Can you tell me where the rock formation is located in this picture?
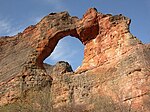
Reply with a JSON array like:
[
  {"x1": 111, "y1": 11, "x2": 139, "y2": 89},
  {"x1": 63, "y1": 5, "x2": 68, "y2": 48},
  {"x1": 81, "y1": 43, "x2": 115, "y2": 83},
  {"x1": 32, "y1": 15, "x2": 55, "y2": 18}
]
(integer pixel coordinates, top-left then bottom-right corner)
[{"x1": 0, "y1": 8, "x2": 150, "y2": 112}]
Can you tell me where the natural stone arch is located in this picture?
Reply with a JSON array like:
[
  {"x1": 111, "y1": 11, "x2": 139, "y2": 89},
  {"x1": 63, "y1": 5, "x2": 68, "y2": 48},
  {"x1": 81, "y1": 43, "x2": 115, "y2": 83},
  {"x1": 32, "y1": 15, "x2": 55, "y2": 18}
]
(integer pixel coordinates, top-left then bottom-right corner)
[
  {"x1": 17, "y1": 8, "x2": 131, "y2": 73},
  {"x1": 0, "y1": 7, "x2": 132, "y2": 82},
  {"x1": 33, "y1": 8, "x2": 99, "y2": 71},
  {"x1": 0, "y1": 8, "x2": 99, "y2": 87}
]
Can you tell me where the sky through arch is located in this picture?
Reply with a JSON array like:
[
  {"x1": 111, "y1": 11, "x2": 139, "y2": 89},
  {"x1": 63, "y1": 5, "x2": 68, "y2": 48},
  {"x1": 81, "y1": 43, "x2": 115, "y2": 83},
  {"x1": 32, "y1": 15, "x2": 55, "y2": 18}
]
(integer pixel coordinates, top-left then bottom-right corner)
[{"x1": 44, "y1": 36, "x2": 84, "y2": 70}]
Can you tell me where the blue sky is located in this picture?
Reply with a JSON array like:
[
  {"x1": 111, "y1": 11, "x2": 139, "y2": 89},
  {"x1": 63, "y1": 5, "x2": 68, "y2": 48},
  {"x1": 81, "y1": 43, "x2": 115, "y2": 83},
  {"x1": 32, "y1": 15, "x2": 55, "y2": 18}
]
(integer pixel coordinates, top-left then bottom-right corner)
[{"x1": 0, "y1": 0, "x2": 150, "y2": 70}]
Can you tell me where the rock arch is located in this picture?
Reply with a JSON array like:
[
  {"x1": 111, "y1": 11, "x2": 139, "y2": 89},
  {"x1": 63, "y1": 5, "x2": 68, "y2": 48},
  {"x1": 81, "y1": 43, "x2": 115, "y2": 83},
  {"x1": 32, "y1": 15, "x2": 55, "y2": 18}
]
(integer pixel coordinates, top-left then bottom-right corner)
[
  {"x1": 23, "y1": 8, "x2": 99, "y2": 71},
  {"x1": 0, "y1": 8, "x2": 133, "y2": 84},
  {"x1": 31, "y1": 8, "x2": 132, "y2": 73}
]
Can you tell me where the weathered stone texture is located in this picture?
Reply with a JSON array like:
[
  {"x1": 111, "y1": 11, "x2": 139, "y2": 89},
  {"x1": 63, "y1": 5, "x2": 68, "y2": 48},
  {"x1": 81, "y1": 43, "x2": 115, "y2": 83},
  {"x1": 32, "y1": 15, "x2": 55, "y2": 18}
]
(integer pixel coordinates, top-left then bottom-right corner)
[{"x1": 0, "y1": 8, "x2": 150, "y2": 111}]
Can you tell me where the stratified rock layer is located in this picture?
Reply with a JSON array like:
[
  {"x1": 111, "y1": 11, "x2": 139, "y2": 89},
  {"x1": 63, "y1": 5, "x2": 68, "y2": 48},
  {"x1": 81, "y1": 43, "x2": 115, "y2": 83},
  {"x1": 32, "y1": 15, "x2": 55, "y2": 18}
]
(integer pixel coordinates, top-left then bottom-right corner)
[{"x1": 0, "y1": 8, "x2": 150, "y2": 112}]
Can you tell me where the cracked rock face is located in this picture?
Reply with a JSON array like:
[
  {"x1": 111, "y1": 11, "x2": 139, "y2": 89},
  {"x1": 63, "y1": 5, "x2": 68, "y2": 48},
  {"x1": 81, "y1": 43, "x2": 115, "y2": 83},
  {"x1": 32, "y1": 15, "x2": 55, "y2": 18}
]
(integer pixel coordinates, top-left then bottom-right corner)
[{"x1": 0, "y1": 8, "x2": 150, "y2": 111}]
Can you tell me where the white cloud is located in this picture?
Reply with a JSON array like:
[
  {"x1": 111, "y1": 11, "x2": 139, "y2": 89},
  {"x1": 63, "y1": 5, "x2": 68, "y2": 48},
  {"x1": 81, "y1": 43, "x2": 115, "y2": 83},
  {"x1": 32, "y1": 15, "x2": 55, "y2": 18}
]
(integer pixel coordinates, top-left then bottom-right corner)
[
  {"x1": 0, "y1": 18, "x2": 11, "y2": 35},
  {"x1": 0, "y1": 18, "x2": 23, "y2": 36},
  {"x1": 8, "y1": 28, "x2": 24, "y2": 36},
  {"x1": 49, "y1": 40, "x2": 78, "y2": 63},
  {"x1": 44, "y1": 38, "x2": 84, "y2": 70}
]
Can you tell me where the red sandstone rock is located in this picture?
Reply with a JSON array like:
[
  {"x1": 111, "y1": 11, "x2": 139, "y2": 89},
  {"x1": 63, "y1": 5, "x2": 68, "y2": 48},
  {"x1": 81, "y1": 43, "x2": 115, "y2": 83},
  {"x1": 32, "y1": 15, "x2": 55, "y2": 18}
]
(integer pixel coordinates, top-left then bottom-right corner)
[{"x1": 0, "y1": 8, "x2": 150, "y2": 111}]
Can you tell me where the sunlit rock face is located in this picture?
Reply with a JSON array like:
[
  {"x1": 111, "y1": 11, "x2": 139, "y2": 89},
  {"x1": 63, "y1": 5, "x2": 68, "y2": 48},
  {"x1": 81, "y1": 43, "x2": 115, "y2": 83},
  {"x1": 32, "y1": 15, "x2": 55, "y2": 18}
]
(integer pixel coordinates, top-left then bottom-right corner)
[{"x1": 0, "y1": 8, "x2": 150, "y2": 112}]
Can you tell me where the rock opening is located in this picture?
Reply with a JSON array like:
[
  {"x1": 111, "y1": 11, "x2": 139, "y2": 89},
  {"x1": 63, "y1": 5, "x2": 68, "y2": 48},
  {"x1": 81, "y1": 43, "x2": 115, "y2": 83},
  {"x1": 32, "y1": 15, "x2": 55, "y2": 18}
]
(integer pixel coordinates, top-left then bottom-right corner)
[{"x1": 44, "y1": 36, "x2": 84, "y2": 70}]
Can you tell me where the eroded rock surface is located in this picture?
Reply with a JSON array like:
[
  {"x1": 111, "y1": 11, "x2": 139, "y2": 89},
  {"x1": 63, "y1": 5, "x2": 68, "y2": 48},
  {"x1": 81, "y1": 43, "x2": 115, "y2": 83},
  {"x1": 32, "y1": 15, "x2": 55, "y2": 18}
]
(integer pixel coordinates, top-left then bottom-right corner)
[{"x1": 0, "y1": 8, "x2": 150, "y2": 112}]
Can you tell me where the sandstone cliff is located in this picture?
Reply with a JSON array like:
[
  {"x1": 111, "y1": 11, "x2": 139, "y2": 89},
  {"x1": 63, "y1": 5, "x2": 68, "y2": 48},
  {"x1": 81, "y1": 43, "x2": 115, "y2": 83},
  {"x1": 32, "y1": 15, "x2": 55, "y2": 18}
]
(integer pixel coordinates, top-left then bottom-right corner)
[{"x1": 0, "y1": 8, "x2": 150, "y2": 112}]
